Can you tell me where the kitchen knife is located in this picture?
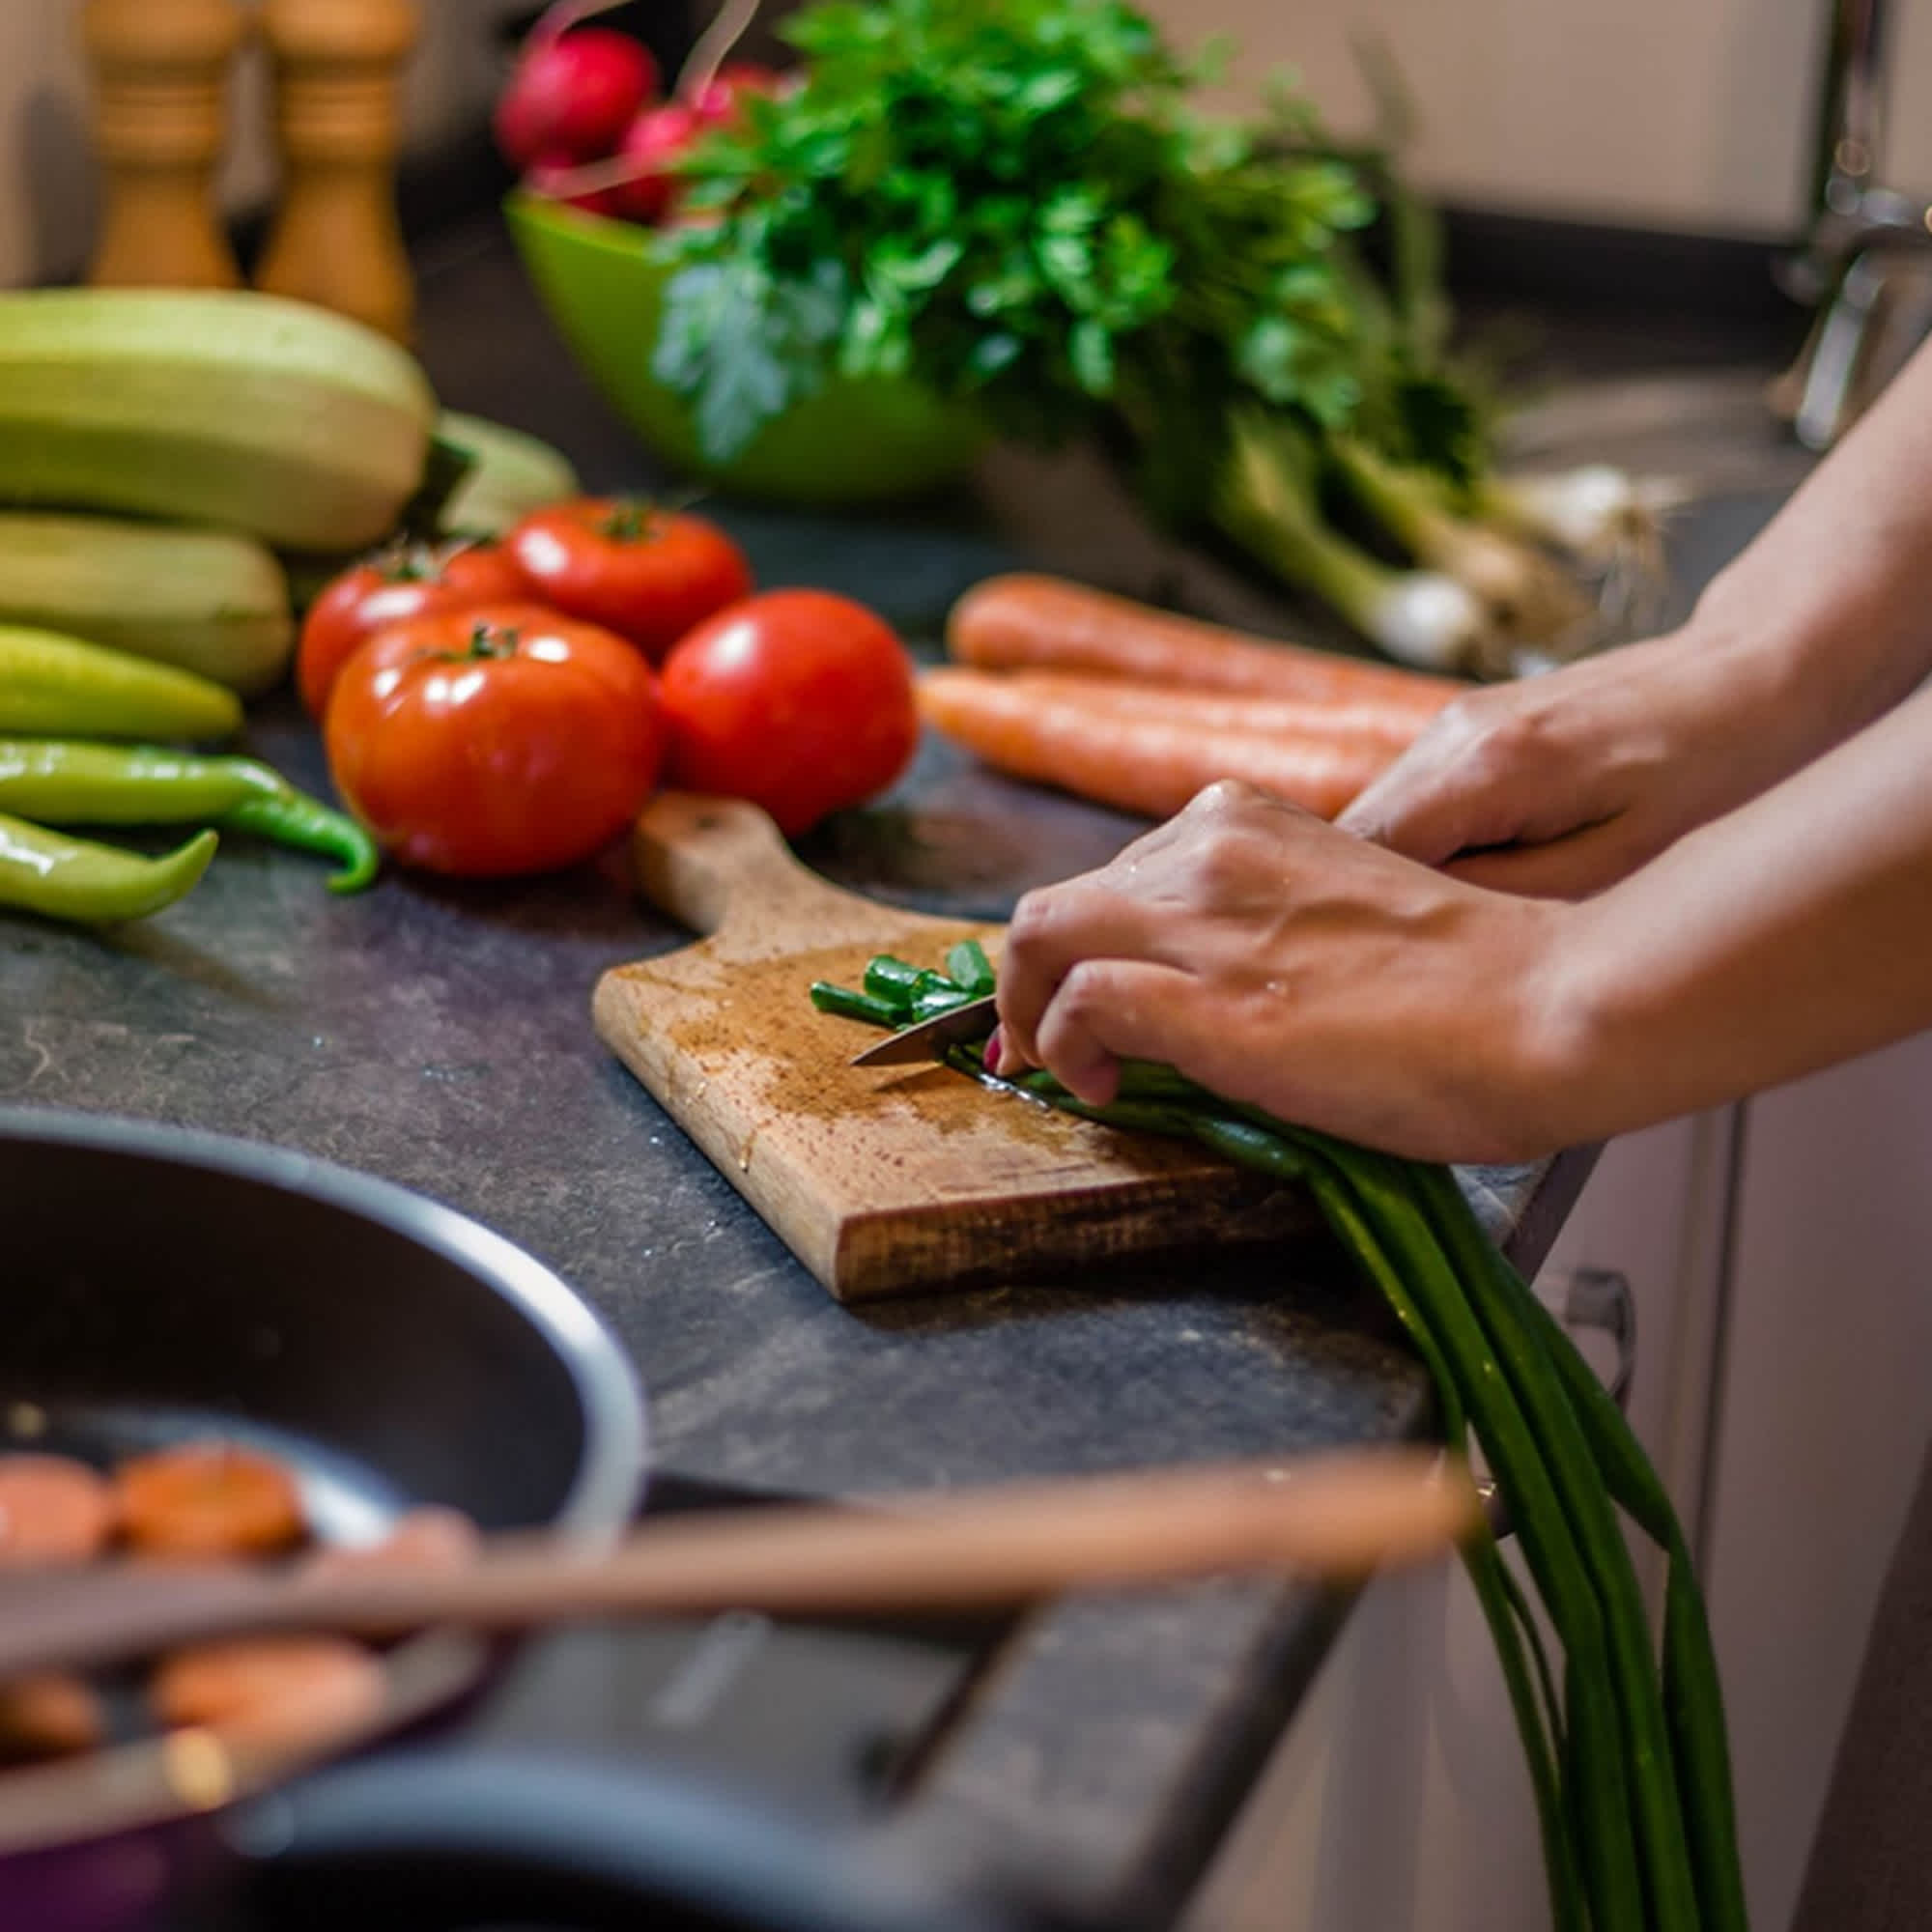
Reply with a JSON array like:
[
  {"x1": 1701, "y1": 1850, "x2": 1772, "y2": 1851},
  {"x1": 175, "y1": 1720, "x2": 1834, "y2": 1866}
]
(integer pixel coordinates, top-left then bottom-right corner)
[{"x1": 849, "y1": 993, "x2": 1000, "y2": 1066}]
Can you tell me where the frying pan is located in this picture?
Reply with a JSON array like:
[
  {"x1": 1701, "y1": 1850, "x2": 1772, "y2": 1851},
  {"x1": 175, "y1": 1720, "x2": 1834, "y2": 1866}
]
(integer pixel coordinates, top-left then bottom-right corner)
[
  {"x1": 0, "y1": 1111, "x2": 1106, "y2": 1932},
  {"x1": 0, "y1": 1103, "x2": 648, "y2": 1931}
]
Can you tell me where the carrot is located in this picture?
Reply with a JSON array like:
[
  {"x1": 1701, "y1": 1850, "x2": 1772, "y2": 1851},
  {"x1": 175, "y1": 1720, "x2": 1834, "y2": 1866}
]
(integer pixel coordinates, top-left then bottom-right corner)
[
  {"x1": 0, "y1": 1454, "x2": 117, "y2": 1565},
  {"x1": 114, "y1": 1442, "x2": 307, "y2": 1560},
  {"x1": 918, "y1": 667, "x2": 1394, "y2": 821},
  {"x1": 151, "y1": 1635, "x2": 385, "y2": 1751},
  {"x1": 948, "y1": 574, "x2": 1468, "y2": 719},
  {"x1": 298, "y1": 1505, "x2": 481, "y2": 1581},
  {"x1": 981, "y1": 670, "x2": 1431, "y2": 753},
  {"x1": 0, "y1": 1674, "x2": 106, "y2": 1762}
]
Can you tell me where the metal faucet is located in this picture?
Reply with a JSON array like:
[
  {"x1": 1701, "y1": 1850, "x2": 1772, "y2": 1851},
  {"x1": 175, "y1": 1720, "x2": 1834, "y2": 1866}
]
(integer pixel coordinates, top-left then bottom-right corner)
[{"x1": 1773, "y1": 0, "x2": 1932, "y2": 448}]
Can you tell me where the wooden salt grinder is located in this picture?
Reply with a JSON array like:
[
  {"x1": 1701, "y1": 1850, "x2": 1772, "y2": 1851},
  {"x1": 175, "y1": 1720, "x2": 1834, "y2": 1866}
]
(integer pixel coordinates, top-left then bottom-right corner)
[
  {"x1": 81, "y1": 0, "x2": 245, "y2": 290},
  {"x1": 254, "y1": 0, "x2": 419, "y2": 344}
]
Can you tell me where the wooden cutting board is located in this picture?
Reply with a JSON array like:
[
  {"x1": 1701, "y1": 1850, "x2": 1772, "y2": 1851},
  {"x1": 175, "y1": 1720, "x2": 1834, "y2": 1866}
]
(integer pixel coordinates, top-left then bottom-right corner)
[{"x1": 593, "y1": 794, "x2": 1313, "y2": 1301}]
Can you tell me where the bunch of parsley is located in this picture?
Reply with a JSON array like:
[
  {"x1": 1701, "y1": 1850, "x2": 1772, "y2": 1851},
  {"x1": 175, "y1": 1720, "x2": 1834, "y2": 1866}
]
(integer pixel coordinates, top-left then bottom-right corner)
[
  {"x1": 645, "y1": 0, "x2": 1544, "y2": 666},
  {"x1": 656, "y1": 1, "x2": 1446, "y2": 468}
]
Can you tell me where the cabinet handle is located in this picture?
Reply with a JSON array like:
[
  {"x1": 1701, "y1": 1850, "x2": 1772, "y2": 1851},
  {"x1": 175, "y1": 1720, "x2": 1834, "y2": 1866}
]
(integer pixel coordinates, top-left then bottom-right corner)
[
  {"x1": 1545, "y1": 1264, "x2": 1637, "y2": 1412},
  {"x1": 1479, "y1": 1266, "x2": 1637, "y2": 1537}
]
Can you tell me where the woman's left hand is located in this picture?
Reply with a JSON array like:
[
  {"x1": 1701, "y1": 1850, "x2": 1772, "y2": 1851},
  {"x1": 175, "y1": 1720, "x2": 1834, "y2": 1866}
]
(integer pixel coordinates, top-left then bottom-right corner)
[{"x1": 990, "y1": 781, "x2": 1583, "y2": 1164}]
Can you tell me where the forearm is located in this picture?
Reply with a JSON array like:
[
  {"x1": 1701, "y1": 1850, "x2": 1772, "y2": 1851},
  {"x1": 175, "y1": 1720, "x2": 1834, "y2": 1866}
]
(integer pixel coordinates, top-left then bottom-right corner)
[
  {"x1": 1689, "y1": 337, "x2": 1932, "y2": 740},
  {"x1": 1548, "y1": 680, "x2": 1932, "y2": 1139}
]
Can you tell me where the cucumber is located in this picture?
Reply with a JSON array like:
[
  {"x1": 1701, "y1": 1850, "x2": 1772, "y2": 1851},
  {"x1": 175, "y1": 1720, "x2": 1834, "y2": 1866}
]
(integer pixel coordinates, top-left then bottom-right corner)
[
  {"x1": 0, "y1": 514, "x2": 294, "y2": 696},
  {"x1": 0, "y1": 289, "x2": 438, "y2": 554},
  {"x1": 436, "y1": 410, "x2": 581, "y2": 536}
]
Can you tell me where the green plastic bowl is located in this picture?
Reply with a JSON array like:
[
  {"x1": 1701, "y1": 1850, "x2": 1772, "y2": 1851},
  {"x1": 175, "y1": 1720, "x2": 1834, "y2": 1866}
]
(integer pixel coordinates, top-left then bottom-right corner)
[{"x1": 504, "y1": 191, "x2": 985, "y2": 508}]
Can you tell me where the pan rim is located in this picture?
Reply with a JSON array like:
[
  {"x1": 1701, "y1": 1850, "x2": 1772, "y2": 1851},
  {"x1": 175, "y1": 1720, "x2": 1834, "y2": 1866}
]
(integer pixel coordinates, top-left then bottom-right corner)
[
  {"x1": 0, "y1": 1101, "x2": 649, "y2": 1537},
  {"x1": 0, "y1": 1102, "x2": 650, "y2": 1860}
]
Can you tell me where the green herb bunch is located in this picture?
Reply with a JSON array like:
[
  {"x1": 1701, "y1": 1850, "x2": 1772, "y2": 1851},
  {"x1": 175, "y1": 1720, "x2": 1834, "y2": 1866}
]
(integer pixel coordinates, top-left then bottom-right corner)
[
  {"x1": 653, "y1": 0, "x2": 1379, "y2": 480},
  {"x1": 646, "y1": 0, "x2": 1629, "y2": 672}
]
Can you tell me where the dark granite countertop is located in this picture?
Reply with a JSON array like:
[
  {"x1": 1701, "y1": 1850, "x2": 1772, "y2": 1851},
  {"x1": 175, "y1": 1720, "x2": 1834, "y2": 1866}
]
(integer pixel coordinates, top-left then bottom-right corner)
[{"x1": 2, "y1": 213, "x2": 1798, "y2": 1927}]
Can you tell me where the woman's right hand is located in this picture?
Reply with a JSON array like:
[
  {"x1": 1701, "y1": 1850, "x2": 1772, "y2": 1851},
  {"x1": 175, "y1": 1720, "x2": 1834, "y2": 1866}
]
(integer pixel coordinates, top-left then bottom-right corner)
[{"x1": 1336, "y1": 620, "x2": 1828, "y2": 897}]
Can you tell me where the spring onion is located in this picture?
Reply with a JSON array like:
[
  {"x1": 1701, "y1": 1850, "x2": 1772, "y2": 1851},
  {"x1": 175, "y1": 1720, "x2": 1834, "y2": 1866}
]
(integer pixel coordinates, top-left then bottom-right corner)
[
  {"x1": 1214, "y1": 412, "x2": 1501, "y2": 674},
  {"x1": 1328, "y1": 436, "x2": 1598, "y2": 666}
]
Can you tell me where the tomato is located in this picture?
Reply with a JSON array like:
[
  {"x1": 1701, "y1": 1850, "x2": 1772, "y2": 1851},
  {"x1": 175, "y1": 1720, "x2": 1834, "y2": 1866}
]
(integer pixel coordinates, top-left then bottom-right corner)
[
  {"x1": 298, "y1": 541, "x2": 529, "y2": 718},
  {"x1": 324, "y1": 604, "x2": 664, "y2": 877},
  {"x1": 658, "y1": 590, "x2": 920, "y2": 836},
  {"x1": 504, "y1": 498, "x2": 753, "y2": 662}
]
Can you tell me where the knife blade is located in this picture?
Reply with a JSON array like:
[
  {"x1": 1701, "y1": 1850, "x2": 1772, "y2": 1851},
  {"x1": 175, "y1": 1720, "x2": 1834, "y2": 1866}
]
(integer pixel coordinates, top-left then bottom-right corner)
[{"x1": 849, "y1": 994, "x2": 1001, "y2": 1066}]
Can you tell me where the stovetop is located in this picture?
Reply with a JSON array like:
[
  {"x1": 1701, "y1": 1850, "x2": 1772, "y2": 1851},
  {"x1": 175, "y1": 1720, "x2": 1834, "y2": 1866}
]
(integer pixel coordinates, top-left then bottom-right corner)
[
  {"x1": 157, "y1": 1474, "x2": 1023, "y2": 1932},
  {"x1": 454, "y1": 1472, "x2": 1016, "y2": 1825}
]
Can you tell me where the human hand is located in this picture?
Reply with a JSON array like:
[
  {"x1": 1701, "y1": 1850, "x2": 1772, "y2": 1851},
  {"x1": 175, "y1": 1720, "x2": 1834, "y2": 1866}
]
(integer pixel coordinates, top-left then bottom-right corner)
[
  {"x1": 989, "y1": 781, "x2": 1580, "y2": 1163},
  {"x1": 1337, "y1": 624, "x2": 1821, "y2": 897}
]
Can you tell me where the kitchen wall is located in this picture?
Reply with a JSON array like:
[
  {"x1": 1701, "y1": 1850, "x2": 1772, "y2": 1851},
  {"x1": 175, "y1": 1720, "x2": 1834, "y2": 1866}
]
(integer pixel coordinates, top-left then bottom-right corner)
[
  {"x1": 1142, "y1": 0, "x2": 1932, "y2": 238},
  {"x1": 0, "y1": 0, "x2": 525, "y2": 289},
  {"x1": 8, "y1": 0, "x2": 1931, "y2": 286}
]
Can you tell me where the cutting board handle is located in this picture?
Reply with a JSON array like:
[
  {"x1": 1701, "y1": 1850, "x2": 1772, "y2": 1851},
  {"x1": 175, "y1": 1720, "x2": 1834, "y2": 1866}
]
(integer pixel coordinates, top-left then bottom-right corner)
[{"x1": 632, "y1": 793, "x2": 854, "y2": 939}]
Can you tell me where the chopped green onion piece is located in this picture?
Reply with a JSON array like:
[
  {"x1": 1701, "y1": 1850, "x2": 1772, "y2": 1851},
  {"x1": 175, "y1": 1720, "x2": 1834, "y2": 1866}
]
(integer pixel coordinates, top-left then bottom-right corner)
[{"x1": 946, "y1": 938, "x2": 996, "y2": 996}]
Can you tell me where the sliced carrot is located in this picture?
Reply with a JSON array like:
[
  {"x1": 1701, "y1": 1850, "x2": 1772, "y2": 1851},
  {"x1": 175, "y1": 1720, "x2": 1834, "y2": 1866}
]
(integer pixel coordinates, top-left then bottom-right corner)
[
  {"x1": 918, "y1": 667, "x2": 1394, "y2": 821},
  {"x1": 982, "y1": 669, "x2": 1430, "y2": 752},
  {"x1": 151, "y1": 1636, "x2": 385, "y2": 1752},
  {"x1": 0, "y1": 1455, "x2": 117, "y2": 1565},
  {"x1": 947, "y1": 574, "x2": 1467, "y2": 719},
  {"x1": 0, "y1": 1674, "x2": 107, "y2": 1762},
  {"x1": 114, "y1": 1442, "x2": 306, "y2": 1560},
  {"x1": 298, "y1": 1505, "x2": 481, "y2": 1581}
]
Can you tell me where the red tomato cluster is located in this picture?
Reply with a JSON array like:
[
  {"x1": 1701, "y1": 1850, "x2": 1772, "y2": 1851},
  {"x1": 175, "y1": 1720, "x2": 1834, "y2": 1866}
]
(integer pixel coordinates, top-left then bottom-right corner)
[
  {"x1": 305, "y1": 500, "x2": 921, "y2": 879},
  {"x1": 493, "y1": 1, "x2": 781, "y2": 227}
]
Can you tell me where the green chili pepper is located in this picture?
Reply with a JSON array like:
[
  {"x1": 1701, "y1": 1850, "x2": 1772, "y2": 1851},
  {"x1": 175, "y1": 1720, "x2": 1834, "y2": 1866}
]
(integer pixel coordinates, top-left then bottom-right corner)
[
  {"x1": 0, "y1": 811, "x2": 216, "y2": 923},
  {"x1": 219, "y1": 793, "x2": 380, "y2": 895},
  {"x1": 0, "y1": 740, "x2": 277, "y2": 820},
  {"x1": 0, "y1": 625, "x2": 242, "y2": 744},
  {"x1": 0, "y1": 741, "x2": 380, "y2": 895}
]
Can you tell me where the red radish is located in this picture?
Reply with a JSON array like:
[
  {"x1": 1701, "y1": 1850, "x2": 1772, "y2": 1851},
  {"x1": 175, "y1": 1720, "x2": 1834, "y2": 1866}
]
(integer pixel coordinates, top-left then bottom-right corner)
[
  {"x1": 524, "y1": 153, "x2": 625, "y2": 218},
  {"x1": 689, "y1": 62, "x2": 781, "y2": 127},
  {"x1": 495, "y1": 26, "x2": 658, "y2": 170},
  {"x1": 610, "y1": 101, "x2": 704, "y2": 223}
]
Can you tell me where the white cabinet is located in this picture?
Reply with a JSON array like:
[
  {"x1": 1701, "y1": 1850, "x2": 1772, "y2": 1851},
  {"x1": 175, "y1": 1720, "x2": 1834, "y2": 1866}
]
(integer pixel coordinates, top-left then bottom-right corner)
[
  {"x1": 1702, "y1": 1033, "x2": 1932, "y2": 1932},
  {"x1": 1184, "y1": 1113, "x2": 1737, "y2": 1932}
]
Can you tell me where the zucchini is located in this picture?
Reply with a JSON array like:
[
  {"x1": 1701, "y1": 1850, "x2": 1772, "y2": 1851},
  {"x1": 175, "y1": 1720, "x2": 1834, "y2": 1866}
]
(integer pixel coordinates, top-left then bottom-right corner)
[
  {"x1": 436, "y1": 410, "x2": 580, "y2": 536},
  {"x1": 0, "y1": 514, "x2": 293, "y2": 696},
  {"x1": 0, "y1": 290, "x2": 438, "y2": 553}
]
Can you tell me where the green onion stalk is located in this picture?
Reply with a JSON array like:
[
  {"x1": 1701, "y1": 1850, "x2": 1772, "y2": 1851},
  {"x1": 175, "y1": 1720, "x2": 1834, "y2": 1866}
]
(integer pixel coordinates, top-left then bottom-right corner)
[
  {"x1": 811, "y1": 951, "x2": 1748, "y2": 1932},
  {"x1": 1464, "y1": 467, "x2": 1682, "y2": 645},
  {"x1": 1326, "y1": 436, "x2": 1598, "y2": 667},
  {"x1": 1467, "y1": 466, "x2": 1678, "y2": 572},
  {"x1": 1211, "y1": 412, "x2": 1501, "y2": 676}
]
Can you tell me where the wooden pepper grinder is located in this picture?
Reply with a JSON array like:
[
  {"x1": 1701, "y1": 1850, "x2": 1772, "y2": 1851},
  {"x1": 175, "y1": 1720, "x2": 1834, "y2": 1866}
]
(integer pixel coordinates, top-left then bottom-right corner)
[
  {"x1": 254, "y1": 0, "x2": 419, "y2": 345},
  {"x1": 81, "y1": 0, "x2": 246, "y2": 290}
]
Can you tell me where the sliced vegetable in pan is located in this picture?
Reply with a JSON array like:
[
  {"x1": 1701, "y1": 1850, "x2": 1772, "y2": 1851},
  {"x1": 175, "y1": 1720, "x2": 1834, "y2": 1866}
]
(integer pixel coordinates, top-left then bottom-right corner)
[{"x1": 0, "y1": 1440, "x2": 482, "y2": 1773}]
